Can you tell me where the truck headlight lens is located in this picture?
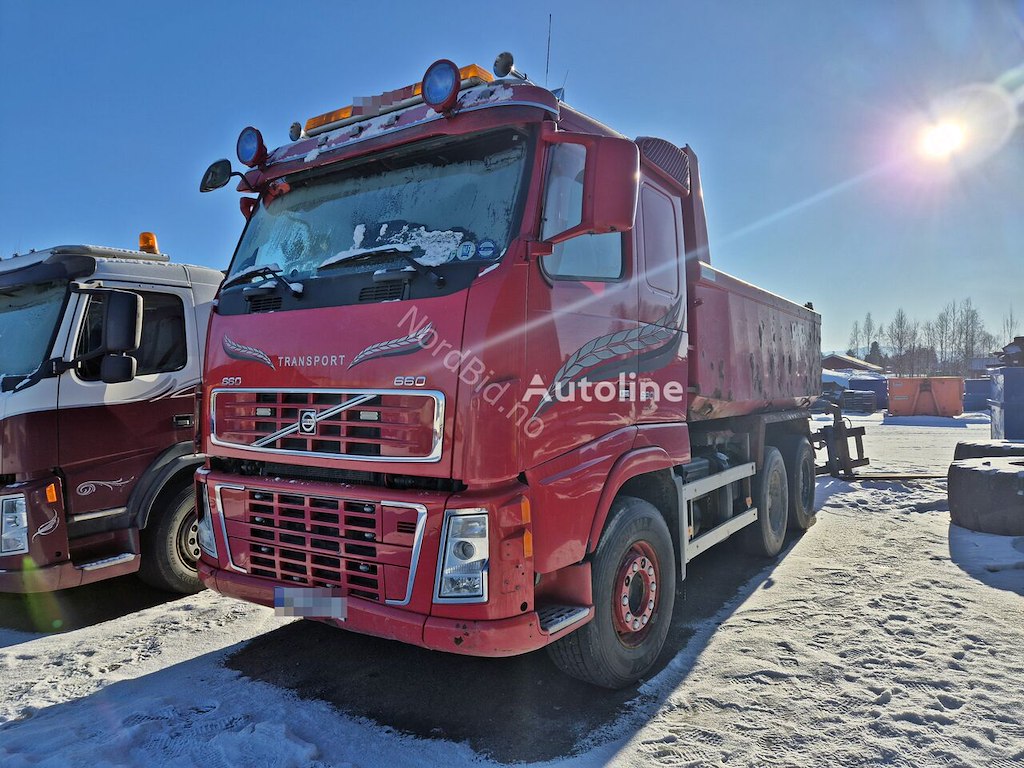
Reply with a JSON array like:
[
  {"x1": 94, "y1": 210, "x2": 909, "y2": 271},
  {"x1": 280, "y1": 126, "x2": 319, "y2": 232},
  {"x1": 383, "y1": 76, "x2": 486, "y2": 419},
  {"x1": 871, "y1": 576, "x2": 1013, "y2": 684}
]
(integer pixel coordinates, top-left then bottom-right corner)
[
  {"x1": 196, "y1": 490, "x2": 218, "y2": 559},
  {"x1": 436, "y1": 509, "x2": 489, "y2": 602},
  {"x1": 1, "y1": 496, "x2": 29, "y2": 555}
]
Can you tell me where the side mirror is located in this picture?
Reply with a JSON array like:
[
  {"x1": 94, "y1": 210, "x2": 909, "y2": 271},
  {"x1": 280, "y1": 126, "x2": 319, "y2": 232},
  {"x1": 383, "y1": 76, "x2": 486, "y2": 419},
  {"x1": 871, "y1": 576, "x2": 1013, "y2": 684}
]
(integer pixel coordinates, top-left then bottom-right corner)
[
  {"x1": 540, "y1": 130, "x2": 639, "y2": 244},
  {"x1": 200, "y1": 159, "x2": 233, "y2": 192},
  {"x1": 100, "y1": 354, "x2": 137, "y2": 385},
  {"x1": 102, "y1": 290, "x2": 142, "y2": 354}
]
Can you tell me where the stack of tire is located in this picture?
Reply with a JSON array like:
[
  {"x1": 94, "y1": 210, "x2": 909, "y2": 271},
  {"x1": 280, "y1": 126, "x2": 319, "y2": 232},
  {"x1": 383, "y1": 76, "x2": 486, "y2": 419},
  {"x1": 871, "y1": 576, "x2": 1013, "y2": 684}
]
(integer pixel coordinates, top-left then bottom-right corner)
[{"x1": 947, "y1": 440, "x2": 1024, "y2": 536}]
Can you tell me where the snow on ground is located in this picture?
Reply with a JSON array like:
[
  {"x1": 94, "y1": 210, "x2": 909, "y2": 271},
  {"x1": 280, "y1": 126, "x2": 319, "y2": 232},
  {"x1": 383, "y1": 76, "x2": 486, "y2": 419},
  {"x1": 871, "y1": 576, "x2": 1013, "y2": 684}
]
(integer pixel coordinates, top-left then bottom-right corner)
[{"x1": 2, "y1": 414, "x2": 1023, "y2": 767}]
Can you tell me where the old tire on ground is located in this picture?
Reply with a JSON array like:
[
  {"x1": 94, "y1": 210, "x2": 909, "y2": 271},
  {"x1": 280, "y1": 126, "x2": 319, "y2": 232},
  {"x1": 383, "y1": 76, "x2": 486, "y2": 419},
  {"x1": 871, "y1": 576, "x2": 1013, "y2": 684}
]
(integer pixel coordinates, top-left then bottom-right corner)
[
  {"x1": 947, "y1": 457, "x2": 1024, "y2": 536},
  {"x1": 138, "y1": 485, "x2": 204, "y2": 593},
  {"x1": 953, "y1": 440, "x2": 1024, "y2": 461},
  {"x1": 778, "y1": 435, "x2": 816, "y2": 530},
  {"x1": 739, "y1": 446, "x2": 789, "y2": 556},
  {"x1": 547, "y1": 496, "x2": 676, "y2": 689}
]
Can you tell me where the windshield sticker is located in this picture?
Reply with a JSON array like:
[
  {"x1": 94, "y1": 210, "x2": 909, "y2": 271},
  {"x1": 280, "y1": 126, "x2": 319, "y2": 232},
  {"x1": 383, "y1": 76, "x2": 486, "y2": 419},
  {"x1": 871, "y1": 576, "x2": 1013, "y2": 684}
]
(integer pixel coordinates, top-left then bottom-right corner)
[
  {"x1": 457, "y1": 242, "x2": 477, "y2": 261},
  {"x1": 478, "y1": 239, "x2": 497, "y2": 259}
]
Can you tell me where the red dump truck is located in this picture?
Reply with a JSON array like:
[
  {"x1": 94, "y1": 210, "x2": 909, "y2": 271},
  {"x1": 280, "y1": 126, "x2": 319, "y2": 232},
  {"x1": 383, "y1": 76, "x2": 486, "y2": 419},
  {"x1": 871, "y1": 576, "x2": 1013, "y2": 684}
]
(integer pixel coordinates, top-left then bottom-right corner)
[
  {"x1": 0, "y1": 239, "x2": 222, "y2": 593},
  {"x1": 196, "y1": 55, "x2": 821, "y2": 687}
]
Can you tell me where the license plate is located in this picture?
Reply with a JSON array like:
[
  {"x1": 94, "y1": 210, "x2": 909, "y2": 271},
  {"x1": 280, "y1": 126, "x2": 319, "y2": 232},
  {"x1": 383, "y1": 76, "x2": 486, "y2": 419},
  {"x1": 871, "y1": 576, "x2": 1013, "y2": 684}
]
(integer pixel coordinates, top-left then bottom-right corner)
[{"x1": 273, "y1": 587, "x2": 347, "y2": 619}]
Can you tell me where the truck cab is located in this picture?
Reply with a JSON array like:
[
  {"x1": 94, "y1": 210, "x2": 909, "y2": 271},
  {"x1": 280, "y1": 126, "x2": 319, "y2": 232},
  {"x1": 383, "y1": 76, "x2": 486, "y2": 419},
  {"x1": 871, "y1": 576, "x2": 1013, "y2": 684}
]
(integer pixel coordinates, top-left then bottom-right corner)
[{"x1": 0, "y1": 242, "x2": 222, "y2": 593}]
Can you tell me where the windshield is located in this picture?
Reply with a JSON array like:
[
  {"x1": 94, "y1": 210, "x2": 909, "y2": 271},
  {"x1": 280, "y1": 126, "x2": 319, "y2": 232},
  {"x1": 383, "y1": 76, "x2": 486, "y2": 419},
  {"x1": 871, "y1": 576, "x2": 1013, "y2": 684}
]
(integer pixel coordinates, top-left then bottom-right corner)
[
  {"x1": 0, "y1": 281, "x2": 66, "y2": 376},
  {"x1": 227, "y1": 130, "x2": 530, "y2": 283}
]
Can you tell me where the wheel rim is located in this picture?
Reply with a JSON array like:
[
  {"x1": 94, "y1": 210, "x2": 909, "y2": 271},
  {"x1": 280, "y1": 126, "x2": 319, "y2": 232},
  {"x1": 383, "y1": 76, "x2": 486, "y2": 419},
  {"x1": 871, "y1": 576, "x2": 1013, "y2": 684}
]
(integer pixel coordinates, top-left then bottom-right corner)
[
  {"x1": 613, "y1": 541, "x2": 660, "y2": 648},
  {"x1": 768, "y1": 468, "x2": 786, "y2": 534},
  {"x1": 799, "y1": 454, "x2": 815, "y2": 508},
  {"x1": 176, "y1": 511, "x2": 200, "y2": 571}
]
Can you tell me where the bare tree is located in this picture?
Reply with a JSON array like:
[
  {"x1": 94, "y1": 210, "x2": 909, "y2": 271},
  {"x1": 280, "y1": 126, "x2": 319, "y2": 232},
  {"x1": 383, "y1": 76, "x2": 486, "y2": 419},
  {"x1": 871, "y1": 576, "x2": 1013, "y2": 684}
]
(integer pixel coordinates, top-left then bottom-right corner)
[
  {"x1": 863, "y1": 313, "x2": 875, "y2": 353},
  {"x1": 887, "y1": 308, "x2": 916, "y2": 375},
  {"x1": 1002, "y1": 305, "x2": 1019, "y2": 345},
  {"x1": 935, "y1": 303, "x2": 955, "y2": 374},
  {"x1": 848, "y1": 320, "x2": 862, "y2": 358}
]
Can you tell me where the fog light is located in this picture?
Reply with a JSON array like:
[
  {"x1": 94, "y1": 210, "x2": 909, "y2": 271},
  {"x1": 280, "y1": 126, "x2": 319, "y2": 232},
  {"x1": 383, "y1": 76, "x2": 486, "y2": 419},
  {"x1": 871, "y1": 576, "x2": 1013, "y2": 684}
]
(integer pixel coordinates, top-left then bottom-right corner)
[{"x1": 1, "y1": 495, "x2": 29, "y2": 556}]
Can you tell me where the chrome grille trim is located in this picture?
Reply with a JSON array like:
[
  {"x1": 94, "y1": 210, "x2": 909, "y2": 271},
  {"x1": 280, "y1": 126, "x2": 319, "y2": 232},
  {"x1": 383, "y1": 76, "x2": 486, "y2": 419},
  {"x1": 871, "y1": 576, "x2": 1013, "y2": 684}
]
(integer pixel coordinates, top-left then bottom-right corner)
[
  {"x1": 210, "y1": 387, "x2": 445, "y2": 463},
  {"x1": 386, "y1": 503, "x2": 427, "y2": 606}
]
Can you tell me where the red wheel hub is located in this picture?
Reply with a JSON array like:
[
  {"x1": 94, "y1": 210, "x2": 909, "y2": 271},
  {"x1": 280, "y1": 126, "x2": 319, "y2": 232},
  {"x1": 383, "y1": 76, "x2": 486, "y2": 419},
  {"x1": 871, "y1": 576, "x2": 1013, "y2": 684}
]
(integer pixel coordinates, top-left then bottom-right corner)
[{"x1": 613, "y1": 542, "x2": 659, "y2": 646}]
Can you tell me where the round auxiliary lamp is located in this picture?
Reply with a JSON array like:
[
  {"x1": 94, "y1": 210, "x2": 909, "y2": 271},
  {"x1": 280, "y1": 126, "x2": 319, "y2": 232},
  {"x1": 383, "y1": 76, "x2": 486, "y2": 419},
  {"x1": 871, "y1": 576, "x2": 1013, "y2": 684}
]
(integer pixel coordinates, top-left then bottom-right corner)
[
  {"x1": 421, "y1": 59, "x2": 462, "y2": 113},
  {"x1": 236, "y1": 126, "x2": 267, "y2": 168}
]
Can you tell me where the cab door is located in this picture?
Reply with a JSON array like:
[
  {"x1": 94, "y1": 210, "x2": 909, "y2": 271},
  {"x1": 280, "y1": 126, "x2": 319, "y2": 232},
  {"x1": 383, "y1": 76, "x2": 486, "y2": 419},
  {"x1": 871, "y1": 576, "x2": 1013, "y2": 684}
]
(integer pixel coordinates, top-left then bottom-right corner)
[
  {"x1": 523, "y1": 142, "x2": 638, "y2": 467},
  {"x1": 635, "y1": 180, "x2": 688, "y2": 425},
  {"x1": 57, "y1": 285, "x2": 200, "y2": 517}
]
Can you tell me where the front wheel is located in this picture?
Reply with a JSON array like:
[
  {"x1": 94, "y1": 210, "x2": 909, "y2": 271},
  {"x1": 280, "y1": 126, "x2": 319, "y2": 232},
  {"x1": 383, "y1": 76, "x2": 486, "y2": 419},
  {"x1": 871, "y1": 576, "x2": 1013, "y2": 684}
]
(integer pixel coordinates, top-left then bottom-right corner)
[
  {"x1": 547, "y1": 496, "x2": 676, "y2": 689},
  {"x1": 138, "y1": 486, "x2": 204, "y2": 594}
]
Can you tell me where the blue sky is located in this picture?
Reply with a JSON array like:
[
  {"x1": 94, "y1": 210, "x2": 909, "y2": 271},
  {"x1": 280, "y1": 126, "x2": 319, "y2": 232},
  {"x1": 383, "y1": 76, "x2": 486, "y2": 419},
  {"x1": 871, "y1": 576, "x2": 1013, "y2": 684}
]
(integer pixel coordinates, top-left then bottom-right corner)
[{"x1": 1, "y1": 0, "x2": 1021, "y2": 351}]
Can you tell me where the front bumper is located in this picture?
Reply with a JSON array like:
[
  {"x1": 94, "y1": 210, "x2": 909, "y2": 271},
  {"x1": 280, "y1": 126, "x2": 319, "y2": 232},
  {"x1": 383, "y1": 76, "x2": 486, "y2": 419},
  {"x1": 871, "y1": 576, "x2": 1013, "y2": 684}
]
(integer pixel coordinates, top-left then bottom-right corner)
[
  {"x1": 0, "y1": 561, "x2": 75, "y2": 592},
  {"x1": 200, "y1": 560, "x2": 555, "y2": 657}
]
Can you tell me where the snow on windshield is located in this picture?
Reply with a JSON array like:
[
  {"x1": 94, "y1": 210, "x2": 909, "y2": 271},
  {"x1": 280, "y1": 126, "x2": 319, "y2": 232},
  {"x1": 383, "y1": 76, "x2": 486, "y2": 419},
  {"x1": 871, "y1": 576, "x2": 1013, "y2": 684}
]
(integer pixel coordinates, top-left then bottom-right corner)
[{"x1": 227, "y1": 131, "x2": 528, "y2": 282}]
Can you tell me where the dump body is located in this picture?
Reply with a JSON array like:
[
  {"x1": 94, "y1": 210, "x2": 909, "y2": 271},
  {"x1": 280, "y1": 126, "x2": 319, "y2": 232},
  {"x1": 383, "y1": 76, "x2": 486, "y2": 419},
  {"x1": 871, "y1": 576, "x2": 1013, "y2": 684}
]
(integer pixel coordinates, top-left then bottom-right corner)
[{"x1": 687, "y1": 261, "x2": 821, "y2": 421}]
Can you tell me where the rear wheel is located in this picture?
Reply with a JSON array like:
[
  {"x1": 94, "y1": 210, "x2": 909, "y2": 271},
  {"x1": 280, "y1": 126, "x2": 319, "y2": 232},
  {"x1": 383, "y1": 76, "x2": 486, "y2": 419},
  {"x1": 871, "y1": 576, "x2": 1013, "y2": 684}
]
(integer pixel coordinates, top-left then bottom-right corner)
[
  {"x1": 547, "y1": 496, "x2": 676, "y2": 689},
  {"x1": 740, "y1": 446, "x2": 789, "y2": 556},
  {"x1": 779, "y1": 435, "x2": 816, "y2": 530},
  {"x1": 138, "y1": 486, "x2": 204, "y2": 594}
]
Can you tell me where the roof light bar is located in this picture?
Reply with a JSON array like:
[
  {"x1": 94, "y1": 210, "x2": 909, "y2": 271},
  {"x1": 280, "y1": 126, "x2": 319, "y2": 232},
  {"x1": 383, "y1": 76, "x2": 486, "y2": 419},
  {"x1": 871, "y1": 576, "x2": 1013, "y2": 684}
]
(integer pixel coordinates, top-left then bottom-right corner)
[{"x1": 304, "y1": 64, "x2": 493, "y2": 136}]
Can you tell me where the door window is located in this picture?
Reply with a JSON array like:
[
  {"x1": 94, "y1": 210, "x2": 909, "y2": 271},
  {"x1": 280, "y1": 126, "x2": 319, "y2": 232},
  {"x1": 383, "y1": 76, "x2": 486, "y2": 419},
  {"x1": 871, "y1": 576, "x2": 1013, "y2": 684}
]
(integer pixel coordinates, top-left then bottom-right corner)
[{"x1": 76, "y1": 292, "x2": 186, "y2": 380}]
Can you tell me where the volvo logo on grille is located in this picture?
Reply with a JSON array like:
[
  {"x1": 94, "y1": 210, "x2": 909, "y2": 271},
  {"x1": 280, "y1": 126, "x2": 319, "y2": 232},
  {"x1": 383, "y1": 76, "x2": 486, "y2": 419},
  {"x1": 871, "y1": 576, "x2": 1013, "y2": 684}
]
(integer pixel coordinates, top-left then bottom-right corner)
[{"x1": 298, "y1": 409, "x2": 318, "y2": 435}]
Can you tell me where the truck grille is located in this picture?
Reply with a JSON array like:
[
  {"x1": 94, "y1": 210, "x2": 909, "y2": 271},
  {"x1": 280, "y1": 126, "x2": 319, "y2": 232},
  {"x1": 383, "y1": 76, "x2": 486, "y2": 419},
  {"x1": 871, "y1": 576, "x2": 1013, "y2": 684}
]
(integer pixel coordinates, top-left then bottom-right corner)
[
  {"x1": 220, "y1": 485, "x2": 426, "y2": 605},
  {"x1": 211, "y1": 388, "x2": 444, "y2": 462}
]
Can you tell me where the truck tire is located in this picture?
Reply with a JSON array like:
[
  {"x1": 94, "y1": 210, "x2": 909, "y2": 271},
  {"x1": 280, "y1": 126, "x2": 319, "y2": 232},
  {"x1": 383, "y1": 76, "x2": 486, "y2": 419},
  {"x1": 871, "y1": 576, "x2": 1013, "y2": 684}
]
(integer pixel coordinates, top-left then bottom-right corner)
[
  {"x1": 740, "y1": 446, "x2": 789, "y2": 556},
  {"x1": 947, "y1": 457, "x2": 1024, "y2": 536},
  {"x1": 138, "y1": 485, "x2": 204, "y2": 594},
  {"x1": 953, "y1": 440, "x2": 1024, "y2": 461},
  {"x1": 547, "y1": 496, "x2": 676, "y2": 689},
  {"x1": 778, "y1": 435, "x2": 816, "y2": 530}
]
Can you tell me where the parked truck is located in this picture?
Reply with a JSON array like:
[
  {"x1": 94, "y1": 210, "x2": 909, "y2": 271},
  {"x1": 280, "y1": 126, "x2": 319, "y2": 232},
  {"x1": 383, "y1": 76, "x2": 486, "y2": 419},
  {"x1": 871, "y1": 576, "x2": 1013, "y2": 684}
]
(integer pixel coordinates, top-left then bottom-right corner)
[
  {"x1": 196, "y1": 55, "x2": 821, "y2": 687},
  {"x1": 0, "y1": 238, "x2": 222, "y2": 593}
]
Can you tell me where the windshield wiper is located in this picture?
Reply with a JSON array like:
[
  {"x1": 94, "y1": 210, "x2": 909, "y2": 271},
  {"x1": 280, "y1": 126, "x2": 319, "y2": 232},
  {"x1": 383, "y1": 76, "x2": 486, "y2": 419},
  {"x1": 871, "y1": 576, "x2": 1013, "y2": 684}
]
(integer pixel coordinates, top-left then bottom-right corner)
[
  {"x1": 318, "y1": 247, "x2": 446, "y2": 288},
  {"x1": 222, "y1": 262, "x2": 304, "y2": 297}
]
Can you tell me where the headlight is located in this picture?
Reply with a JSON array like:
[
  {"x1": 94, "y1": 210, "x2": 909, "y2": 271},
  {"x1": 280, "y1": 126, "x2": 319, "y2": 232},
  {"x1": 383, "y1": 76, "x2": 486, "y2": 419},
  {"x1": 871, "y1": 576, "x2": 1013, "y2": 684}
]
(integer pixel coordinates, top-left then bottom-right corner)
[
  {"x1": 196, "y1": 489, "x2": 218, "y2": 559},
  {"x1": 435, "y1": 509, "x2": 489, "y2": 602},
  {"x1": 1, "y1": 495, "x2": 29, "y2": 556}
]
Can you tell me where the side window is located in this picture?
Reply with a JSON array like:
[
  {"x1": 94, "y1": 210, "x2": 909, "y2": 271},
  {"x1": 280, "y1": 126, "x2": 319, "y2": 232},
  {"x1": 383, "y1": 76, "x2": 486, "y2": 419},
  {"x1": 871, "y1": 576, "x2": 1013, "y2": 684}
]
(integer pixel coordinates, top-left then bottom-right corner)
[
  {"x1": 544, "y1": 233, "x2": 624, "y2": 281},
  {"x1": 541, "y1": 143, "x2": 624, "y2": 281},
  {"x1": 641, "y1": 185, "x2": 680, "y2": 296},
  {"x1": 77, "y1": 292, "x2": 187, "y2": 381}
]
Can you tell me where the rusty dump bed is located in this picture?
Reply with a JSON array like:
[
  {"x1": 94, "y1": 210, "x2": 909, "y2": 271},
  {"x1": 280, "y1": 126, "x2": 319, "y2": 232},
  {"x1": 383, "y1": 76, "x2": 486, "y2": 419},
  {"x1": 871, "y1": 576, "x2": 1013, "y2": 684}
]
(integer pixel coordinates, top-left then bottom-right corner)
[{"x1": 686, "y1": 261, "x2": 821, "y2": 421}]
